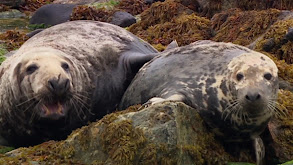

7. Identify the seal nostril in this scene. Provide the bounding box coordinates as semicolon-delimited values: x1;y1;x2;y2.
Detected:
256;94;261;100
245;95;250;101
64;79;70;90
245;93;261;101
48;80;56;91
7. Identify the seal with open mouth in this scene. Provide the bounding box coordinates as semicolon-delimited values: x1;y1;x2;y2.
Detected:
0;20;157;146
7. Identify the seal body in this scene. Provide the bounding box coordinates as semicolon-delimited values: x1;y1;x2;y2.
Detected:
120;40;278;142
0;20;157;146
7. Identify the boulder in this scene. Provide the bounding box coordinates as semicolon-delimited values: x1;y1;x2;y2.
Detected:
30;4;76;26
53;0;112;5
110;11;136;27
1;0;25;8
0;102;254;164
0;9;26;19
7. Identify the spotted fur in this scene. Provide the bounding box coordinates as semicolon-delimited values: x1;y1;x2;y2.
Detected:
119;40;279;164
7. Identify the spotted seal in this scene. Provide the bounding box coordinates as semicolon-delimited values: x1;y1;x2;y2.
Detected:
0;20;158;146
119;40;279;164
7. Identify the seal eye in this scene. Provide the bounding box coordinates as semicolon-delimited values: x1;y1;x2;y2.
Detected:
236;73;244;81
264;73;272;80
61;62;69;71
26;64;38;75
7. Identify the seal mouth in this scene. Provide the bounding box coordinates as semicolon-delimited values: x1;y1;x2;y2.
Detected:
40;102;67;120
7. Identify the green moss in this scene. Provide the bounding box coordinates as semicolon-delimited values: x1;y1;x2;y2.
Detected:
212;8;281;46
0;45;7;64
281;160;293;165
0;146;14;154
28;23;51;30
89;0;120;10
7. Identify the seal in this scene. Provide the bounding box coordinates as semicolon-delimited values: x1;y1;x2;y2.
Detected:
0;20;158;147
119;40;279;164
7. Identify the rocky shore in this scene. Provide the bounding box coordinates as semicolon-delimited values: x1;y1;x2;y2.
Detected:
1;0;293;164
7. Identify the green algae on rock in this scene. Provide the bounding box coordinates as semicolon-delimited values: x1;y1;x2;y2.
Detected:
212;8;281;46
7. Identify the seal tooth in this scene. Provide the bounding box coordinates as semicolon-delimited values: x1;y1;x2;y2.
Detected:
42;105;50;115
57;102;63;115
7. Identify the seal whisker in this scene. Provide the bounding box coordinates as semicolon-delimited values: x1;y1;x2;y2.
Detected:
222;100;240;121
29;100;41;123
70;99;84;121
268;100;288;117
22;97;40;113
16;94;40;108
72;94;92;114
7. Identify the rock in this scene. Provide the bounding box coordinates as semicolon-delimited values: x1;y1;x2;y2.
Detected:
0;102;254;164
26;29;44;38
0;9;26;19
267;90;293;162
145;0;165;4
53;0;110;5
262;38;275;52
1;0;25;7
30;4;76;26
110;11;136;27
284;27;293;41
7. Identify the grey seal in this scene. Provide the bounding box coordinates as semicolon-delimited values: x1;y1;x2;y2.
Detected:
0;20;157;146
119;40;279;165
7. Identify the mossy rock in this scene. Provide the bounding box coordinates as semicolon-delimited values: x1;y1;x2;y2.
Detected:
267;90;293;162
0;102;255;164
212;8;281;46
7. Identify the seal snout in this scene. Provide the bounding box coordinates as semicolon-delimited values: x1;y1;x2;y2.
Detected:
245;92;261;102
48;77;70;97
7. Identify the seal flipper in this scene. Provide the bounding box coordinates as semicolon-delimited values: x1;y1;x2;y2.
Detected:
254;136;265;165
124;52;157;74
164;40;179;51
140;94;185;110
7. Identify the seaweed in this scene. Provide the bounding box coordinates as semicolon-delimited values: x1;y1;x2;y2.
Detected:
212;8;281;46
255;19;293;64
0;30;28;51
